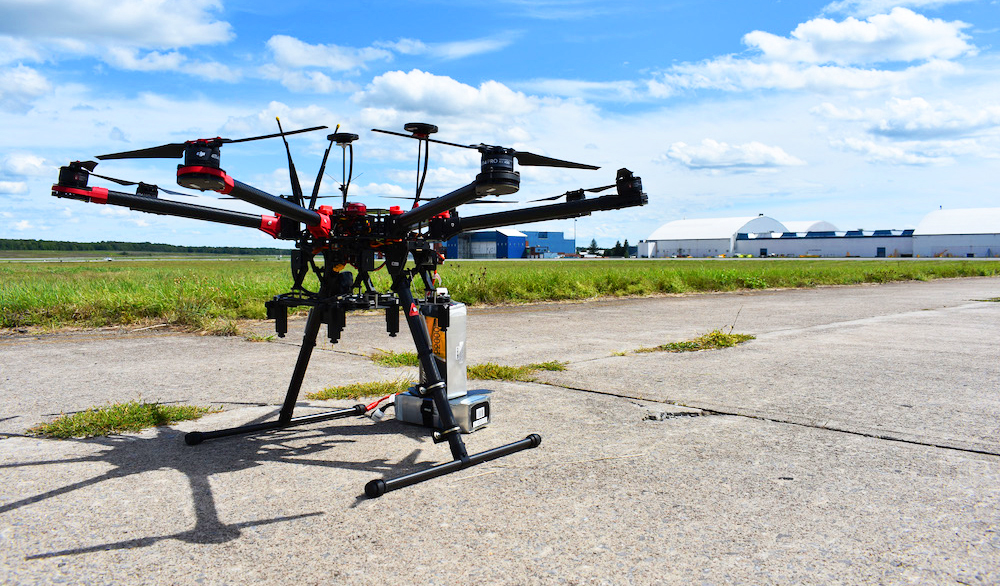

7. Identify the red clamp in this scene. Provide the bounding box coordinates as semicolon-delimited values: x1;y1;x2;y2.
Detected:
51;185;109;204
259;215;280;238
308;205;333;238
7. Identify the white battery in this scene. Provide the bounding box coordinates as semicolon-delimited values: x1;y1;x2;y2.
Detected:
420;301;467;400
395;390;491;433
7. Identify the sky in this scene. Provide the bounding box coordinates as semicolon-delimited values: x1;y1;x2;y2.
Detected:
1;0;998;248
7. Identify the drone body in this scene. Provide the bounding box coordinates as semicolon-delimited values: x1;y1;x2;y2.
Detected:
52;121;648;497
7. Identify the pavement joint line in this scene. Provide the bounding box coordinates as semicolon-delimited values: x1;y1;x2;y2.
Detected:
533;380;1000;459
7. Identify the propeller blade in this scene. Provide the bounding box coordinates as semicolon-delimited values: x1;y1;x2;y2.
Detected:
97;143;187;160
586;183;616;193
96;126;327;160
528;182;615;203
513;151;599;170
89;172;135;186
225;125;327;144
372;128;475;150
529;193;569;202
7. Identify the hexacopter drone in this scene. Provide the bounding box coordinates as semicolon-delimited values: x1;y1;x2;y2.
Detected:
52;121;648;497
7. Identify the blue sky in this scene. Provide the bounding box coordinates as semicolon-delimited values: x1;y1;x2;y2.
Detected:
1;0;998;247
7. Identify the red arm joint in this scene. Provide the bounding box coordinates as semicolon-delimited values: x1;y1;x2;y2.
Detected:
52;185;109;204
259;215;280;238
307;206;333;238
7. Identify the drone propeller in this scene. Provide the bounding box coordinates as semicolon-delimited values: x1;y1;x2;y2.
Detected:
69;160;197;197
96;125;328;160
528;183;616;202
371;128;599;170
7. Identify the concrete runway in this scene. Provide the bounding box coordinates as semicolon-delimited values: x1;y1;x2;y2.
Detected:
2;278;999;584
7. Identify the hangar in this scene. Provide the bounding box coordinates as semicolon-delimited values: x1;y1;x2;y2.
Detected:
638;215;786;258
913;208;1000;258
639;208;1000;258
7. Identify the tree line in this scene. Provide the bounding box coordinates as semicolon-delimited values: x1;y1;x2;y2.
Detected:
0;239;286;255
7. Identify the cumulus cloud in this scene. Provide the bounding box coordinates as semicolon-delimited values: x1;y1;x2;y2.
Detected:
3;153;51;176
745;8;974;65
0;181;29;194
649;9;973;98
0;1;235;82
823;0;976;18
0;65;51;112
815;97;1000;139
257;65;359;94
266;36;392;71
356;69;539;118
650;57;961;97
661;139;806;170
0;0;233;49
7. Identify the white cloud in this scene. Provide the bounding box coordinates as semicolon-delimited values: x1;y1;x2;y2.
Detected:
651;57;961;97
3;153;51;176
14;219;33;230
661;139;806;171
745;8;975;65
381;35;516;60
650;9;973;98
356;69;540;118
0;65;51;112
266;36;392;71
0;180;29;194
815;97;1000;139
257;66;359;94
823;0;976;18
872;97;1000;138
831;136;943;164
0;0;233;50
100;47;238;81
516;79;640;101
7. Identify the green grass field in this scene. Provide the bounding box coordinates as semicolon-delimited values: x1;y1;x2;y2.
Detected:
2;258;998;330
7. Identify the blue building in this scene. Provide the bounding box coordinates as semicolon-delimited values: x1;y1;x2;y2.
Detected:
446;229;526;259
521;231;575;257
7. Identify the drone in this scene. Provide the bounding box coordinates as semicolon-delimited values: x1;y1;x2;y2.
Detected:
52;120;648;498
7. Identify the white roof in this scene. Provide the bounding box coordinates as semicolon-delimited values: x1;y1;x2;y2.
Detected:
496;228;526;238
648;216;787;240
914;208;1000;235
782;220;838;233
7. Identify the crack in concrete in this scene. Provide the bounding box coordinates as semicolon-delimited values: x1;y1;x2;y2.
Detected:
535;380;1000;459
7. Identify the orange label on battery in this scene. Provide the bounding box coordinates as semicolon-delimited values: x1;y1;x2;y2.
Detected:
425;316;446;361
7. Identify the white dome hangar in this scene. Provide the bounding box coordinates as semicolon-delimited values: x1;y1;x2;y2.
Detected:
639;208;1000;258
640;215;787;258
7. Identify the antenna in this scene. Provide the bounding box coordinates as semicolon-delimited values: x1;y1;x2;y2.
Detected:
276;117;305;207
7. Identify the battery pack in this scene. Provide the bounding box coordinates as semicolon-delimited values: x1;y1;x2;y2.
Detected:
395;390;491;433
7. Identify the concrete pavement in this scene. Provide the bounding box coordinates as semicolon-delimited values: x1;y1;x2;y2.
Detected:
1;277;999;584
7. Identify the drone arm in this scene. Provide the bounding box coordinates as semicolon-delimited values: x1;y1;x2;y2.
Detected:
391;181;479;234
52;184;282;237
224;179;322;226
442;170;647;238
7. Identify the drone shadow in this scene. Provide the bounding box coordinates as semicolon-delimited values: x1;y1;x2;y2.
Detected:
1;405;435;560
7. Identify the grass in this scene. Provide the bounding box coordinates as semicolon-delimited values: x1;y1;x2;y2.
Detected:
306;360;570;400
635;330;756;354
369;349;420;367
466;360;568;382
978;297;1000;302
306;379;413;401
4;258;999;330
27;401;220;439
